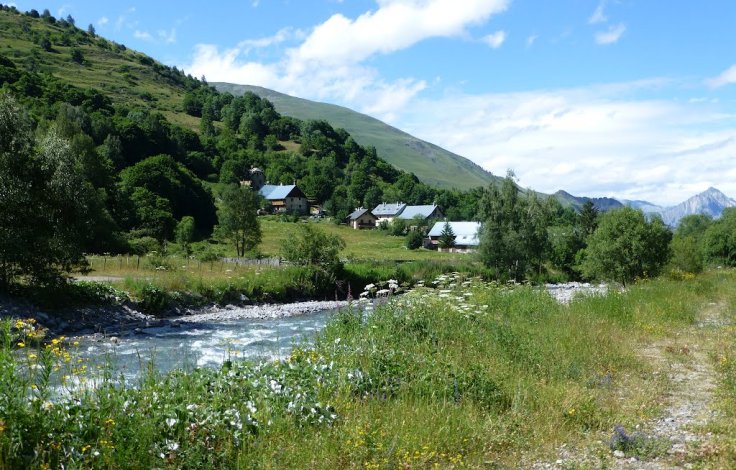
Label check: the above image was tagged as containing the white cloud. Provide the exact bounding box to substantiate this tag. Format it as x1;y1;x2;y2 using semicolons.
184;0;507;121
238;28;302;52
115;7;136;31
292;0;509;65
706;64;736;88
595;23;625;45
57;4;71;18
133;30;153;41
482;30;506;49
97;16;109;26
398;80;736;205
158;28;177;44
526;34;538;47
589;1;607;24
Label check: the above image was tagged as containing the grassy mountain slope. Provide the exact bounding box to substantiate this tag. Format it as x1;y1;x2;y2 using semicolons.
214;83;497;190
0;10;199;131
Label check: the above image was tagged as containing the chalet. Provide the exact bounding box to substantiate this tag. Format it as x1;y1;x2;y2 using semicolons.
372;202;407;224
258;184;309;215
397;204;443;221
427;221;481;253
347;207;378;230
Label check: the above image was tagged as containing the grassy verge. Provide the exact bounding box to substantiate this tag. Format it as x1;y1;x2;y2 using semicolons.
2;270;731;468
77;254;490;313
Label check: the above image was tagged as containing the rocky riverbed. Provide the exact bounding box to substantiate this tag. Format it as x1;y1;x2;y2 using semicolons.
545;282;609;303
0;293;348;338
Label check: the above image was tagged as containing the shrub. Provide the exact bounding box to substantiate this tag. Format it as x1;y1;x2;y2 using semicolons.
405;230;423;250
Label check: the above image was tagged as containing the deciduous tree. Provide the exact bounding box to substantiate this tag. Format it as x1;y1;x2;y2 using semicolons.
579;207;671;286
217;185;262;257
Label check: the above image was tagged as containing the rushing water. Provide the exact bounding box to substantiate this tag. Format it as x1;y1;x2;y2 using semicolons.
76;308;337;383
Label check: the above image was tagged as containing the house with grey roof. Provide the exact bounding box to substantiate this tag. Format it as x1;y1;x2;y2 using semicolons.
396;204;443;221
372;202;407;224
258;184;309;215
427;221;481;252
346;207;378;230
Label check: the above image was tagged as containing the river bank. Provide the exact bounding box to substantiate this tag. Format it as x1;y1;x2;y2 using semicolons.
0;280;610;338
0;292;348;338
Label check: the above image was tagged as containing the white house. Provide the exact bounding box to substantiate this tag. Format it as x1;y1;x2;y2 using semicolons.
427;221;481;252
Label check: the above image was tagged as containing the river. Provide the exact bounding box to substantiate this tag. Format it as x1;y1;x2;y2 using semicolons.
75;304;344;384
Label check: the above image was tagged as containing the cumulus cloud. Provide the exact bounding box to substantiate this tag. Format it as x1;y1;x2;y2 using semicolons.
595;23;625;45
588;1;607;24
184;0;507;121
398;80;736;205
482;30;506;49
706;64;736;88
292;0;508;65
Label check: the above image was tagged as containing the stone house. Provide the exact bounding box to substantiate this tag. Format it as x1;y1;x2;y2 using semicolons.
347;207;378;229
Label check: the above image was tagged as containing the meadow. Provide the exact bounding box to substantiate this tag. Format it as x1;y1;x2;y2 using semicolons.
3;270;735;468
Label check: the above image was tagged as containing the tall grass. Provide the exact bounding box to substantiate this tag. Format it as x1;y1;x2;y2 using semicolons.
0;271;730;468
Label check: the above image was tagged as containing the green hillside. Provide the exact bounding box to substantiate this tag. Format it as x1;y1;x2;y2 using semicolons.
214;83;497;190
0;9;202;131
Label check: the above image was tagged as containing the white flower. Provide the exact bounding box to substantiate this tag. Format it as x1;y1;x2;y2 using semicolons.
165;418;178;427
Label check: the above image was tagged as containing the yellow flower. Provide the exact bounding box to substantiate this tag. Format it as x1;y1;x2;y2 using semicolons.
17;341;25;348
0;420;5;433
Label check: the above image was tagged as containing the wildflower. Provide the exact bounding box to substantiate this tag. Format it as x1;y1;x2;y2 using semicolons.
0;421;5;433
165;418;178;428
17;341;25;348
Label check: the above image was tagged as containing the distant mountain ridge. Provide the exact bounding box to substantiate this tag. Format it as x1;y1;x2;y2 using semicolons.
655;187;736;226
555;187;736;226
213;83;497;190
552;190;623;212
619;187;736;226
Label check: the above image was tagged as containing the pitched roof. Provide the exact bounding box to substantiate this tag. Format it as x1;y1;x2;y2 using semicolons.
258;184;305;200
428;221;481;246
372;202;406;217
347;208;375;220
397;204;441;220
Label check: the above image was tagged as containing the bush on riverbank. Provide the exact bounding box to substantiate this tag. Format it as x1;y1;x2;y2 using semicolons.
2;270;727;467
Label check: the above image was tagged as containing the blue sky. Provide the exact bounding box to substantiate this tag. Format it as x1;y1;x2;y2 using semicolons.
9;0;736;205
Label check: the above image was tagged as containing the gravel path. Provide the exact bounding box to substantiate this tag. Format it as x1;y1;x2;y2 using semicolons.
531;300;728;469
